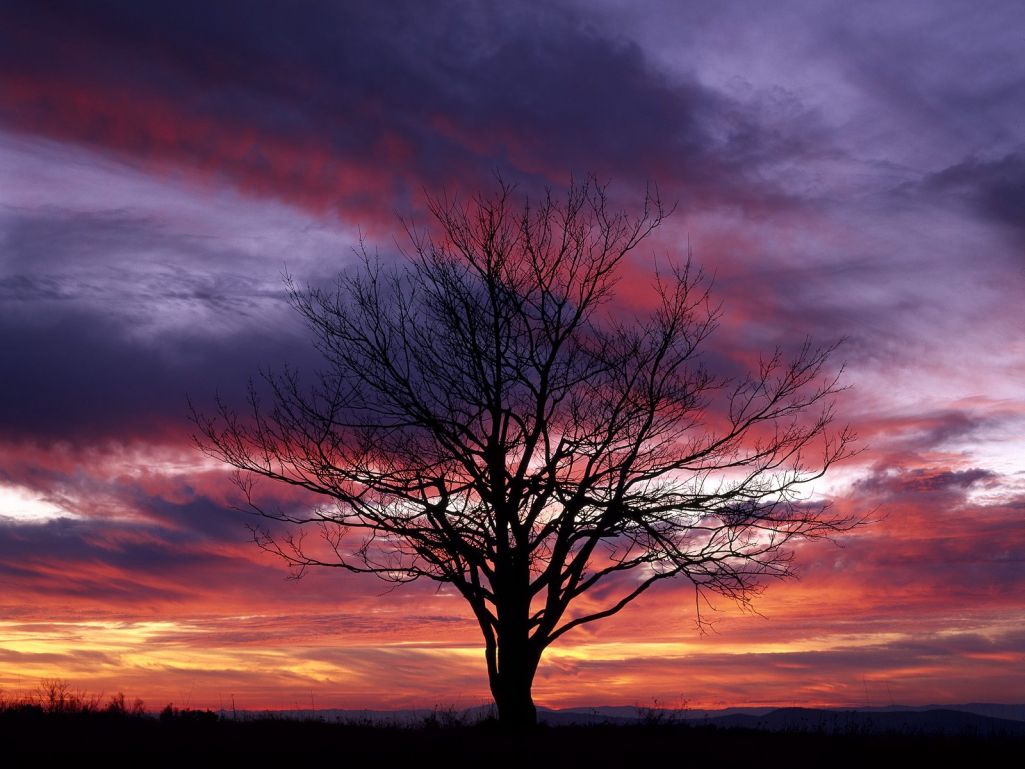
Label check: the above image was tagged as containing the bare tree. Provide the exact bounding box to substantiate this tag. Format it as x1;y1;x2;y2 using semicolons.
192;177;857;728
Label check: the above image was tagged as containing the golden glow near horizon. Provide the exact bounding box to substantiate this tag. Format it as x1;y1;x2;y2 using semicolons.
2;612;1018;710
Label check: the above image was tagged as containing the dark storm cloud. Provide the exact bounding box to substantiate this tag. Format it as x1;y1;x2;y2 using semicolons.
0;307;316;443
922;153;1025;244
0;0;812;211
882;410;998;453
853;467;997;496
0;203;334;443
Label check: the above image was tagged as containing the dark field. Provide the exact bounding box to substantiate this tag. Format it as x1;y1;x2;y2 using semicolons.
2;707;1022;763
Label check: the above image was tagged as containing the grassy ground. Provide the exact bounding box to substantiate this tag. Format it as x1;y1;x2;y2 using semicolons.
1;706;1022;763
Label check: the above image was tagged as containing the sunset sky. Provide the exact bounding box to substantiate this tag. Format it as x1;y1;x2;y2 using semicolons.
1;0;1023;712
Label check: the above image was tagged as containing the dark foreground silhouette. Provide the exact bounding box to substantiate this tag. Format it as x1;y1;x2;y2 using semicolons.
1;705;1022;762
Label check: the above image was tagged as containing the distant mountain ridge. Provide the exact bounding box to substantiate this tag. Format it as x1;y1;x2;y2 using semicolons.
229;703;1025;735
681;707;1025;737
555;702;1025;723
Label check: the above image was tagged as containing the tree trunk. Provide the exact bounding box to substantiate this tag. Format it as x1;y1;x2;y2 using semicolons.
489;512;540;729
490;637;540;729
488;585;541;730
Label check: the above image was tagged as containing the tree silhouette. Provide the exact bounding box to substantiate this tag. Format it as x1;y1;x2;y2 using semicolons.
192;177;857;728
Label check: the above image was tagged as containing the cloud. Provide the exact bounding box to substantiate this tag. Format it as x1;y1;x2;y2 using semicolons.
0;0;818;217
853;466;996;496
0;209;292;330
0;308;313;443
923;152;1025;245
534;626;1025;708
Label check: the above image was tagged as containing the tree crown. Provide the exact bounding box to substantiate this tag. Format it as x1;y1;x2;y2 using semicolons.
192;176;856;649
